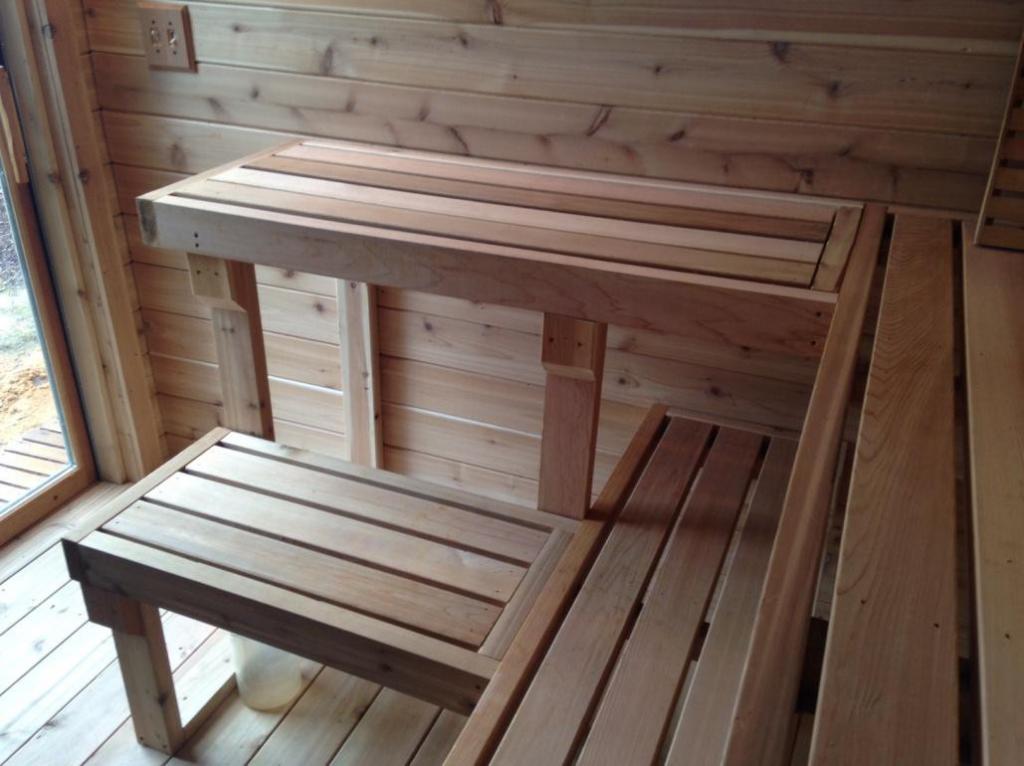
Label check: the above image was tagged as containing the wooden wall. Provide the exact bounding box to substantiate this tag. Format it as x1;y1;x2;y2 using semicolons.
83;0;1021;505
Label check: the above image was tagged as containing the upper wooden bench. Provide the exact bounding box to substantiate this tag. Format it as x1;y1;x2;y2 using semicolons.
139;138;861;287
137;138;860;360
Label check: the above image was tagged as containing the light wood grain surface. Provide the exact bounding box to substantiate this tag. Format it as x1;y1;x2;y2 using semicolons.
963;232;1024;766
810;215;958;765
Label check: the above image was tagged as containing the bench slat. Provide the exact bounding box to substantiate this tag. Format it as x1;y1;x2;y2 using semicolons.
578;427;763;766
146;472;526;603
810;215;958;764
252;153;833;241
215;167;824;263
219;430;573;532
286;140;841;224
445;405;669;766
185;177;818;286
186;446;548;564
106;501;500;648
963;232;1024;766
665;438;797;766
491;417;713;765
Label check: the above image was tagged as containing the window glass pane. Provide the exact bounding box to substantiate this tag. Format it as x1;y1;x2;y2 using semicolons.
0;167;73;511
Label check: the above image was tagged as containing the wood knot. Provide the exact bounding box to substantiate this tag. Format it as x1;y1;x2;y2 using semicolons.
488;0;504;24
319;44;335;75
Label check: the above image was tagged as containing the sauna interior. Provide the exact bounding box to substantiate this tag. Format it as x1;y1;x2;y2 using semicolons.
0;1;1021;765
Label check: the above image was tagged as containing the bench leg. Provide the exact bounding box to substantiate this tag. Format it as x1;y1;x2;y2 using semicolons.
82;585;184;754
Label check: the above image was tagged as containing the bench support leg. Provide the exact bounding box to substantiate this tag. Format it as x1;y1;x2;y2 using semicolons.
538;314;607;519
82;584;184;754
338;280;383;467
188;254;274;438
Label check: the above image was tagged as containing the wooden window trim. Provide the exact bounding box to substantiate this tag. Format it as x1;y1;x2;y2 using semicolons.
0;66;94;544
0;0;165;488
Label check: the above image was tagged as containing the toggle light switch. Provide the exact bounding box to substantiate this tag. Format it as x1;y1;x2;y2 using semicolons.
137;2;195;72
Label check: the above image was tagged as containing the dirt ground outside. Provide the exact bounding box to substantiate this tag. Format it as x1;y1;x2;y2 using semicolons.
0;181;60;450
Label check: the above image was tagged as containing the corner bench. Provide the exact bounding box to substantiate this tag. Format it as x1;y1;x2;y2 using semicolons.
63;138;888;763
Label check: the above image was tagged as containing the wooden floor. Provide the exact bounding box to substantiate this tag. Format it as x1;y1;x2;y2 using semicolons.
0;424;70;508
0;466;853;766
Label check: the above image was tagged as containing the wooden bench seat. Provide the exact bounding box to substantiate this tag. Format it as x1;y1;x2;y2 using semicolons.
810;215;958;764
141;138;861;291
963;231;1024;766
61;402;668;756
469;421;797;766
62;427;581;726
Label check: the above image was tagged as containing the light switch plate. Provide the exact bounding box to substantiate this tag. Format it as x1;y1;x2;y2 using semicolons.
137;2;195;71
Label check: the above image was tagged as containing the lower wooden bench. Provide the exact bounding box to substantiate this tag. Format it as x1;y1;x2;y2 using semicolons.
61;427;571;751
61;406;669;756
470;420;798;766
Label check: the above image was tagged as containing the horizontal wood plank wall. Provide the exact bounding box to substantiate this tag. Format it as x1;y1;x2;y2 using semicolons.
85;0;1020;504
85;0;1018;210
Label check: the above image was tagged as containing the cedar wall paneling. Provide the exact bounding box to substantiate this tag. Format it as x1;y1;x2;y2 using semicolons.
87;0;1019;504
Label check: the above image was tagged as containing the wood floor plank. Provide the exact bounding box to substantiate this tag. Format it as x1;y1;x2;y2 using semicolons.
83;631;236;766
187;446;549;564
578;428;763;766
962;233;1024;766
249;668;380;766
13;611;211;764
0;465;49;490
329;689;438;766
146;472;526;603
0;581;87;696
491;417;712;765
5;440;69;464
410;710;466;766
810;216;957;765
105;501;500;646
165;658;320;766
0;451;66;476
1;612;210;766
666;438;797;766
0;620;114;763
0;483;121;584
22;428;65;448
0;546;71;634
